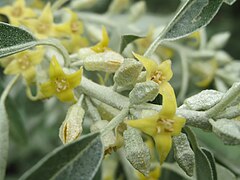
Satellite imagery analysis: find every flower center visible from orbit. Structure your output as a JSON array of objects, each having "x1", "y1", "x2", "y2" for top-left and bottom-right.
[
  {"x1": 12, "y1": 6, "x2": 23, "y2": 17},
  {"x1": 18, "y1": 56, "x2": 31, "y2": 70},
  {"x1": 71, "y1": 22, "x2": 79, "y2": 33},
  {"x1": 37, "y1": 22, "x2": 50, "y2": 34},
  {"x1": 156, "y1": 119, "x2": 174, "y2": 133},
  {"x1": 54, "y1": 77, "x2": 69, "y2": 92},
  {"x1": 151, "y1": 70, "x2": 166, "y2": 84}
]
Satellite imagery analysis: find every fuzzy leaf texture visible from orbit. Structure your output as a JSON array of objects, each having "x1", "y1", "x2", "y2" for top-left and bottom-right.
[
  {"x1": 160, "y1": 0, "x2": 236, "y2": 41},
  {"x1": 20, "y1": 133, "x2": 104, "y2": 180},
  {"x1": 185, "y1": 127, "x2": 215, "y2": 180},
  {"x1": 0, "y1": 96, "x2": 9, "y2": 180},
  {"x1": 209, "y1": 119, "x2": 240, "y2": 145},
  {"x1": 0, "y1": 22, "x2": 37, "y2": 58}
]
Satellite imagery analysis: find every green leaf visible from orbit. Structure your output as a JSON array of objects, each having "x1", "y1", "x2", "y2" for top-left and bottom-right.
[
  {"x1": 216, "y1": 163, "x2": 237, "y2": 180},
  {"x1": 119, "y1": 35, "x2": 143, "y2": 53},
  {"x1": 6, "y1": 98, "x2": 28, "y2": 145},
  {"x1": 162, "y1": 0, "x2": 225, "y2": 41},
  {"x1": 201, "y1": 148, "x2": 217, "y2": 180},
  {"x1": 0, "y1": 75, "x2": 19, "y2": 180},
  {"x1": 0, "y1": 99, "x2": 9, "y2": 180},
  {"x1": 0, "y1": 22, "x2": 37, "y2": 58},
  {"x1": 209, "y1": 119, "x2": 240, "y2": 145},
  {"x1": 185, "y1": 127, "x2": 214, "y2": 180},
  {"x1": 223, "y1": 0, "x2": 237, "y2": 5},
  {"x1": 20, "y1": 133, "x2": 104, "y2": 180}
]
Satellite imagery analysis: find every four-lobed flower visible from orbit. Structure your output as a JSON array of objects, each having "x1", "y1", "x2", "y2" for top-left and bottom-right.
[
  {"x1": 127, "y1": 53, "x2": 185, "y2": 164},
  {"x1": 40, "y1": 56, "x2": 83, "y2": 102},
  {"x1": 0, "y1": 0, "x2": 36, "y2": 25},
  {"x1": 4, "y1": 48, "x2": 44, "y2": 84}
]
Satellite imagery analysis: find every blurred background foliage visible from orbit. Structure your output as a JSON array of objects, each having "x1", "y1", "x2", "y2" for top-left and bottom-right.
[{"x1": 0, "y1": 0, "x2": 239, "y2": 180}]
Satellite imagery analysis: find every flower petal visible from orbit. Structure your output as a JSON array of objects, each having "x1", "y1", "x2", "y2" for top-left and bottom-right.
[
  {"x1": 49, "y1": 56, "x2": 64, "y2": 79},
  {"x1": 133, "y1": 52, "x2": 158, "y2": 80},
  {"x1": 40, "y1": 81, "x2": 55, "y2": 98},
  {"x1": 39, "y1": 3, "x2": 53, "y2": 24},
  {"x1": 157, "y1": 60, "x2": 173, "y2": 81},
  {"x1": 22, "y1": 66, "x2": 36, "y2": 84},
  {"x1": 125, "y1": 113, "x2": 159, "y2": 136},
  {"x1": 154, "y1": 134, "x2": 172, "y2": 164},
  {"x1": 159, "y1": 81, "x2": 177, "y2": 118},
  {"x1": 56, "y1": 89, "x2": 75, "y2": 102},
  {"x1": 172, "y1": 116, "x2": 186, "y2": 136},
  {"x1": 67, "y1": 67, "x2": 83, "y2": 89},
  {"x1": 4, "y1": 60, "x2": 21, "y2": 75},
  {"x1": 91, "y1": 26, "x2": 109, "y2": 53}
]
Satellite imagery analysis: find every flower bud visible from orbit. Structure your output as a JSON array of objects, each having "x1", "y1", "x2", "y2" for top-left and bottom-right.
[
  {"x1": 173, "y1": 133, "x2": 195, "y2": 176},
  {"x1": 59, "y1": 104, "x2": 85, "y2": 144},
  {"x1": 207, "y1": 32, "x2": 230, "y2": 50},
  {"x1": 114, "y1": 58, "x2": 143, "y2": 87},
  {"x1": 124, "y1": 127, "x2": 150, "y2": 176},
  {"x1": 215, "y1": 51, "x2": 232, "y2": 66},
  {"x1": 83, "y1": 51, "x2": 124, "y2": 73},
  {"x1": 129, "y1": 1, "x2": 146, "y2": 22},
  {"x1": 184, "y1": 90, "x2": 224, "y2": 111},
  {"x1": 129, "y1": 81, "x2": 159, "y2": 104}
]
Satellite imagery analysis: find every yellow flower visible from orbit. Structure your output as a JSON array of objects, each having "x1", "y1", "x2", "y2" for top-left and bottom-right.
[
  {"x1": 137, "y1": 164, "x2": 161, "y2": 180},
  {"x1": 4, "y1": 48, "x2": 44, "y2": 84},
  {"x1": 22, "y1": 3, "x2": 55, "y2": 39},
  {"x1": 126, "y1": 58, "x2": 186, "y2": 163},
  {"x1": 91, "y1": 26, "x2": 110, "y2": 53},
  {"x1": 54, "y1": 9, "x2": 84, "y2": 36},
  {"x1": 40, "y1": 56, "x2": 83, "y2": 102},
  {"x1": 61, "y1": 34, "x2": 89, "y2": 54},
  {"x1": 0, "y1": 0, "x2": 36, "y2": 25},
  {"x1": 126, "y1": 95, "x2": 185, "y2": 163}
]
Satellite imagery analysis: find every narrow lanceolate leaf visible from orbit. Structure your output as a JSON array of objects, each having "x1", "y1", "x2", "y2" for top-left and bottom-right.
[
  {"x1": 119, "y1": 35, "x2": 143, "y2": 53},
  {"x1": 201, "y1": 148, "x2": 217, "y2": 180},
  {"x1": 0, "y1": 22, "x2": 37, "y2": 58},
  {"x1": 223, "y1": 0, "x2": 237, "y2": 5},
  {"x1": 185, "y1": 127, "x2": 214, "y2": 180},
  {"x1": 0, "y1": 75, "x2": 19, "y2": 180},
  {"x1": 0, "y1": 101, "x2": 9, "y2": 180},
  {"x1": 20, "y1": 133, "x2": 104, "y2": 180},
  {"x1": 160, "y1": 0, "x2": 233, "y2": 41},
  {"x1": 216, "y1": 163, "x2": 237, "y2": 180}
]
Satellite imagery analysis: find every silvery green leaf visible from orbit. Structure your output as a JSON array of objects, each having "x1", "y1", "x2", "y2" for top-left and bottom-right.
[
  {"x1": 129, "y1": 81, "x2": 159, "y2": 104},
  {"x1": 120, "y1": 35, "x2": 143, "y2": 53},
  {"x1": 216, "y1": 163, "x2": 237, "y2": 180},
  {"x1": 173, "y1": 133, "x2": 195, "y2": 176},
  {"x1": 223, "y1": 0, "x2": 237, "y2": 5},
  {"x1": 0, "y1": 99, "x2": 9, "y2": 180},
  {"x1": 160, "y1": 0, "x2": 229, "y2": 41},
  {"x1": 0, "y1": 22, "x2": 37, "y2": 58},
  {"x1": 185, "y1": 127, "x2": 215, "y2": 180},
  {"x1": 184, "y1": 90, "x2": 224, "y2": 110},
  {"x1": 123, "y1": 127, "x2": 150, "y2": 176},
  {"x1": 209, "y1": 119, "x2": 240, "y2": 145},
  {"x1": 20, "y1": 133, "x2": 104, "y2": 180},
  {"x1": 114, "y1": 58, "x2": 143, "y2": 87},
  {"x1": 201, "y1": 148, "x2": 217, "y2": 180}
]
